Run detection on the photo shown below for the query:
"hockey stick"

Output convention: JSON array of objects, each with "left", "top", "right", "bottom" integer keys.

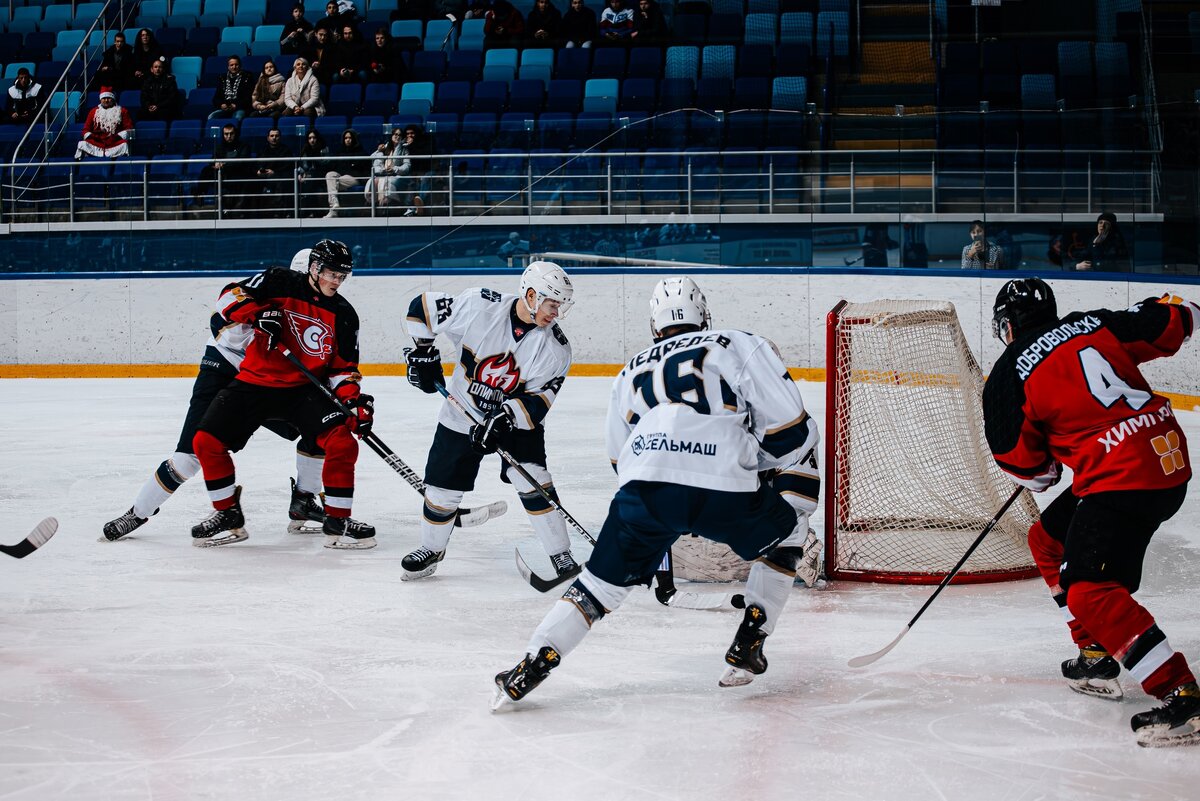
[
  {"left": 847, "top": 486, "right": 1024, "bottom": 668},
  {"left": 279, "top": 347, "right": 505, "bottom": 528},
  {"left": 0, "top": 518, "right": 58, "bottom": 559},
  {"left": 436, "top": 384, "right": 594, "bottom": 592}
]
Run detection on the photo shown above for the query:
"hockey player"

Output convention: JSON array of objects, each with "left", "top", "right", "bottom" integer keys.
[
  {"left": 983, "top": 278, "right": 1200, "bottom": 747},
  {"left": 493, "top": 277, "right": 821, "bottom": 708},
  {"left": 102, "top": 249, "right": 327, "bottom": 542},
  {"left": 190, "top": 239, "right": 376, "bottom": 549},
  {"left": 401, "top": 261, "right": 578, "bottom": 580}
]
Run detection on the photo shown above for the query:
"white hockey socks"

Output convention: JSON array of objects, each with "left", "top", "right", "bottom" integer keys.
[
  {"left": 527, "top": 569, "right": 631, "bottom": 657},
  {"left": 295, "top": 451, "right": 325, "bottom": 495},
  {"left": 509, "top": 462, "right": 571, "bottom": 555},
  {"left": 744, "top": 517, "right": 812, "bottom": 635},
  {"left": 420, "top": 485, "right": 464, "bottom": 551},
  {"left": 133, "top": 452, "right": 200, "bottom": 519}
]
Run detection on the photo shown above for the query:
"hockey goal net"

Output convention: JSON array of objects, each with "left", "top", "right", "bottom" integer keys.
[{"left": 825, "top": 299, "right": 1040, "bottom": 584}]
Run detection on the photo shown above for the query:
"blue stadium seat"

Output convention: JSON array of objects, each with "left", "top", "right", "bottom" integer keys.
[
  {"left": 696, "top": 78, "right": 731, "bottom": 110},
  {"left": 447, "top": 49, "right": 482, "bottom": 82},
  {"left": 727, "top": 109, "right": 766, "bottom": 148},
  {"left": 536, "top": 112, "right": 573, "bottom": 150},
  {"left": 400, "top": 80, "right": 435, "bottom": 116},
  {"left": 328, "top": 83, "right": 363, "bottom": 116},
  {"left": 485, "top": 48, "right": 518, "bottom": 70},
  {"left": 166, "top": 119, "right": 203, "bottom": 153},
  {"left": 409, "top": 50, "right": 446, "bottom": 82},
  {"left": 672, "top": 13, "right": 707, "bottom": 45},
  {"left": 620, "top": 78, "right": 657, "bottom": 113},
  {"left": 734, "top": 76, "right": 771, "bottom": 108},
  {"left": 482, "top": 64, "right": 516, "bottom": 84},
  {"left": 702, "top": 45, "right": 736, "bottom": 80},
  {"left": 744, "top": 13, "right": 777, "bottom": 47},
  {"left": 174, "top": 0, "right": 204, "bottom": 18},
  {"left": 748, "top": 0, "right": 778, "bottom": 12},
  {"left": 521, "top": 48, "right": 554, "bottom": 69},
  {"left": 239, "top": 116, "right": 276, "bottom": 144},
  {"left": 186, "top": 27, "right": 221, "bottom": 57},
  {"left": 72, "top": 4, "right": 107, "bottom": 28},
  {"left": 1057, "top": 41, "right": 1094, "bottom": 78},
  {"left": 707, "top": 14, "right": 744, "bottom": 47},
  {"left": 660, "top": 78, "right": 695, "bottom": 111},
  {"left": 183, "top": 86, "right": 216, "bottom": 117},
  {"left": 555, "top": 48, "right": 591, "bottom": 81},
  {"left": 461, "top": 112, "right": 499, "bottom": 151},
  {"left": 391, "top": 19, "right": 423, "bottom": 42},
  {"left": 574, "top": 112, "right": 612, "bottom": 149},
  {"left": 545, "top": 79, "right": 582, "bottom": 113},
  {"left": 41, "top": 6, "right": 73, "bottom": 32},
  {"left": 508, "top": 79, "right": 544, "bottom": 113},
  {"left": 56, "top": 29, "right": 86, "bottom": 50},
  {"left": 424, "top": 18, "right": 456, "bottom": 50},
  {"left": 434, "top": 81, "right": 472, "bottom": 114},
  {"left": 627, "top": 47, "right": 662, "bottom": 79},
  {"left": 362, "top": 83, "right": 399, "bottom": 115},
  {"left": 591, "top": 48, "right": 626, "bottom": 80},
  {"left": 518, "top": 63, "right": 551, "bottom": 87},
  {"left": 1020, "top": 73, "right": 1057, "bottom": 110},
  {"left": 426, "top": 113, "right": 461, "bottom": 150},
  {"left": 583, "top": 78, "right": 618, "bottom": 114},
  {"left": 738, "top": 44, "right": 773, "bottom": 78},
  {"left": 665, "top": 46, "right": 700, "bottom": 81},
  {"left": 713, "top": 0, "right": 744, "bottom": 15},
  {"left": 771, "top": 76, "right": 806, "bottom": 110},
  {"left": 314, "top": 115, "right": 349, "bottom": 142},
  {"left": 472, "top": 80, "right": 508, "bottom": 114},
  {"left": 459, "top": 18, "right": 485, "bottom": 50},
  {"left": 981, "top": 40, "right": 1016, "bottom": 75},
  {"left": 498, "top": 112, "right": 536, "bottom": 147},
  {"left": 815, "top": 11, "right": 848, "bottom": 57}
]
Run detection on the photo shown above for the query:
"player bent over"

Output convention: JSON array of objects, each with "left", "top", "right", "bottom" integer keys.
[
  {"left": 493, "top": 277, "right": 821, "bottom": 708},
  {"left": 983, "top": 279, "right": 1200, "bottom": 747},
  {"left": 190, "top": 240, "right": 376, "bottom": 548},
  {"left": 102, "top": 249, "right": 327, "bottom": 542},
  {"left": 401, "top": 261, "right": 578, "bottom": 580}
]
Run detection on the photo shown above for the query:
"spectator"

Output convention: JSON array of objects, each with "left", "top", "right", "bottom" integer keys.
[
  {"left": 306, "top": 27, "right": 336, "bottom": 86},
  {"left": 1076, "top": 212, "right": 1130, "bottom": 272},
  {"left": 598, "top": 0, "right": 635, "bottom": 44},
  {"left": 280, "top": 4, "right": 315, "bottom": 55},
  {"left": 526, "top": 0, "right": 563, "bottom": 47},
  {"left": 960, "top": 219, "right": 1003, "bottom": 269},
  {"left": 6, "top": 68, "right": 43, "bottom": 127},
  {"left": 130, "top": 29, "right": 163, "bottom": 88},
  {"left": 74, "top": 89, "right": 133, "bottom": 160},
  {"left": 496, "top": 230, "right": 530, "bottom": 262},
  {"left": 139, "top": 57, "right": 181, "bottom": 122},
  {"left": 595, "top": 231, "right": 620, "bottom": 257},
  {"left": 314, "top": 1, "right": 346, "bottom": 40},
  {"left": 435, "top": 0, "right": 467, "bottom": 18},
  {"left": 562, "top": 0, "right": 597, "bottom": 47},
  {"left": 197, "top": 123, "right": 252, "bottom": 213},
  {"left": 251, "top": 59, "right": 287, "bottom": 118},
  {"left": 209, "top": 56, "right": 255, "bottom": 121},
  {"left": 255, "top": 127, "right": 294, "bottom": 215},
  {"left": 630, "top": 0, "right": 666, "bottom": 45},
  {"left": 365, "top": 134, "right": 399, "bottom": 208},
  {"left": 324, "top": 128, "right": 368, "bottom": 217},
  {"left": 297, "top": 128, "right": 331, "bottom": 216},
  {"left": 368, "top": 27, "right": 404, "bottom": 84},
  {"left": 391, "top": 0, "right": 432, "bottom": 21},
  {"left": 400, "top": 124, "right": 432, "bottom": 216},
  {"left": 96, "top": 32, "right": 136, "bottom": 93},
  {"left": 283, "top": 57, "right": 325, "bottom": 120},
  {"left": 485, "top": 0, "right": 526, "bottom": 47},
  {"left": 333, "top": 24, "right": 370, "bottom": 83}
]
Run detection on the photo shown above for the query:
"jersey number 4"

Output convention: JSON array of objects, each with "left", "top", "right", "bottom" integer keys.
[{"left": 1078, "top": 347, "right": 1151, "bottom": 410}]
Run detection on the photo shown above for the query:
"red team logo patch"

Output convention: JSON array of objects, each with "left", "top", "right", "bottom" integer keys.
[
  {"left": 475, "top": 353, "right": 521, "bottom": 392},
  {"left": 286, "top": 311, "right": 334, "bottom": 358}
]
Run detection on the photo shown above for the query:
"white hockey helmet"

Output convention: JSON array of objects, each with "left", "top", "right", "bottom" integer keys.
[
  {"left": 289, "top": 248, "right": 312, "bottom": 272},
  {"left": 650, "top": 276, "right": 711, "bottom": 339},
  {"left": 519, "top": 260, "right": 575, "bottom": 319}
]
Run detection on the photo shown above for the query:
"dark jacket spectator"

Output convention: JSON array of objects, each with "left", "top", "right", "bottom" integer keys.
[
  {"left": 197, "top": 123, "right": 253, "bottom": 213},
  {"left": 401, "top": 124, "right": 432, "bottom": 215},
  {"left": 305, "top": 27, "right": 337, "bottom": 86},
  {"left": 630, "top": 0, "right": 666, "bottom": 45},
  {"left": 251, "top": 60, "right": 287, "bottom": 117},
  {"left": 1076, "top": 212, "right": 1130, "bottom": 272},
  {"left": 6, "top": 69, "right": 43, "bottom": 126},
  {"left": 526, "top": 0, "right": 563, "bottom": 47},
  {"left": 368, "top": 28, "right": 405, "bottom": 84},
  {"left": 562, "top": 0, "right": 597, "bottom": 48},
  {"left": 332, "top": 24, "right": 371, "bottom": 83},
  {"left": 390, "top": 0, "right": 432, "bottom": 21},
  {"left": 484, "top": 0, "right": 526, "bottom": 46},
  {"left": 139, "top": 57, "right": 181, "bottom": 121},
  {"left": 130, "top": 29, "right": 164, "bottom": 86},
  {"left": 280, "top": 5, "right": 315, "bottom": 54},
  {"left": 97, "top": 33, "right": 137, "bottom": 92},
  {"left": 313, "top": 1, "right": 346, "bottom": 39},
  {"left": 255, "top": 127, "right": 295, "bottom": 212},
  {"left": 323, "top": 128, "right": 369, "bottom": 217},
  {"left": 298, "top": 129, "right": 331, "bottom": 215},
  {"left": 210, "top": 56, "right": 255, "bottom": 120}
]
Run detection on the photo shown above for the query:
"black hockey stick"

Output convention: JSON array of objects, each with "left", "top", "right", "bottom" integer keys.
[
  {"left": 279, "top": 347, "right": 505, "bottom": 528},
  {"left": 436, "top": 385, "right": 593, "bottom": 592},
  {"left": 847, "top": 486, "right": 1024, "bottom": 668},
  {"left": 1, "top": 518, "right": 58, "bottom": 559}
]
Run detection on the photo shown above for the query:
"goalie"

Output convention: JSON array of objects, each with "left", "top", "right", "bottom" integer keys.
[{"left": 492, "top": 277, "right": 821, "bottom": 708}]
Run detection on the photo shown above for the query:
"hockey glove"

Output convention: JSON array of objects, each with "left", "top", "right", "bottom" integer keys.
[
  {"left": 256, "top": 309, "right": 285, "bottom": 350},
  {"left": 349, "top": 393, "right": 375, "bottom": 439},
  {"left": 404, "top": 343, "right": 444, "bottom": 394},
  {"left": 469, "top": 406, "right": 514, "bottom": 455}
]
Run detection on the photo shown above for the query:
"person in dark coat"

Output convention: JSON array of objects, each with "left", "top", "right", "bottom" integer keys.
[{"left": 139, "top": 57, "right": 181, "bottom": 121}]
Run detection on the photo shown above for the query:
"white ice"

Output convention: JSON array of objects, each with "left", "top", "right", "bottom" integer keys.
[{"left": 2, "top": 377, "right": 1199, "bottom": 801}]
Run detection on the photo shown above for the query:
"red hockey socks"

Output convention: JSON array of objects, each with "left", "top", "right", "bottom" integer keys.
[
  {"left": 317, "top": 425, "right": 358, "bottom": 519},
  {"left": 1067, "top": 580, "right": 1197, "bottom": 699},
  {"left": 191, "top": 430, "right": 238, "bottom": 509},
  {"left": 1028, "top": 521, "right": 1095, "bottom": 648}
]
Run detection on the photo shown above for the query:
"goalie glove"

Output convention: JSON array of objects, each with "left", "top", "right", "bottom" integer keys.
[
  {"left": 404, "top": 342, "right": 444, "bottom": 394},
  {"left": 470, "top": 405, "right": 514, "bottom": 455},
  {"left": 256, "top": 309, "right": 284, "bottom": 350}
]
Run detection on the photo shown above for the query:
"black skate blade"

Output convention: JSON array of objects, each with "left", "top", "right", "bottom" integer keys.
[
  {"left": 515, "top": 548, "right": 578, "bottom": 593},
  {"left": 193, "top": 528, "right": 248, "bottom": 547}
]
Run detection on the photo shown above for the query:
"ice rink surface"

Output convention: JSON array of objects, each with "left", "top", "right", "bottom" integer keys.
[{"left": 2, "top": 376, "right": 1199, "bottom": 801}]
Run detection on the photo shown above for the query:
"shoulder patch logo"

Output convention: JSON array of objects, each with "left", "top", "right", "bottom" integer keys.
[
  {"left": 476, "top": 353, "right": 521, "bottom": 393},
  {"left": 286, "top": 310, "right": 334, "bottom": 358}
]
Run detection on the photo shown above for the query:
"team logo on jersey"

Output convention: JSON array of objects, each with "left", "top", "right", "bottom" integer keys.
[
  {"left": 475, "top": 353, "right": 521, "bottom": 393},
  {"left": 286, "top": 311, "right": 333, "bottom": 358}
]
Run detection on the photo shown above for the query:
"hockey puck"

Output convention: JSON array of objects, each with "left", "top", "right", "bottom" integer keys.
[{"left": 731, "top": 594, "right": 745, "bottom": 609}]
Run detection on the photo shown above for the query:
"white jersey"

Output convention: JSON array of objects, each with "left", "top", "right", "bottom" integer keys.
[
  {"left": 606, "top": 329, "right": 819, "bottom": 493},
  {"left": 407, "top": 287, "right": 572, "bottom": 434},
  {"left": 205, "top": 285, "right": 254, "bottom": 371}
]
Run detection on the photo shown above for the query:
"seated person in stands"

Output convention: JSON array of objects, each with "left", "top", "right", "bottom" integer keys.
[
  {"left": 139, "top": 57, "right": 181, "bottom": 122},
  {"left": 305, "top": 27, "right": 337, "bottom": 86},
  {"left": 1075, "top": 212, "right": 1130, "bottom": 272},
  {"left": 368, "top": 27, "right": 404, "bottom": 84},
  {"left": 6, "top": 68, "right": 43, "bottom": 127},
  {"left": 251, "top": 59, "right": 287, "bottom": 118},
  {"left": 209, "top": 56, "right": 255, "bottom": 121},
  {"left": 562, "top": 0, "right": 597, "bottom": 48},
  {"left": 283, "top": 58, "right": 325, "bottom": 119},
  {"left": 198, "top": 123, "right": 253, "bottom": 213},
  {"left": 75, "top": 89, "right": 133, "bottom": 160},
  {"left": 333, "top": 24, "right": 371, "bottom": 83},
  {"left": 297, "top": 129, "right": 331, "bottom": 216},
  {"left": 598, "top": 0, "right": 635, "bottom": 44},
  {"left": 131, "top": 29, "right": 163, "bottom": 88},
  {"left": 280, "top": 5, "right": 315, "bottom": 55},
  {"left": 314, "top": 1, "right": 347, "bottom": 40},
  {"left": 526, "top": 0, "right": 563, "bottom": 48},
  {"left": 630, "top": 0, "right": 666, "bottom": 46},
  {"left": 96, "top": 32, "right": 137, "bottom": 93},
  {"left": 324, "top": 128, "right": 369, "bottom": 218},
  {"left": 400, "top": 124, "right": 432, "bottom": 216},
  {"left": 255, "top": 127, "right": 294, "bottom": 215},
  {"left": 484, "top": 0, "right": 526, "bottom": 47},
  {"left": 960, "top": 219, "right": 1003, "bottom": 270}
]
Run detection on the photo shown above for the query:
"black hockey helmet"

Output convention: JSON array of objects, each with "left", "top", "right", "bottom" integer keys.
[
  {"left": 309, "top": 239, "right": 353, "bottom": 274},
  {"left": 992, "top": 277, "right": 1057, "bottom": 341}
]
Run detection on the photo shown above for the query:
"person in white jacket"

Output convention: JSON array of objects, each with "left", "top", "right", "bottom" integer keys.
[{"left": 282, "top": 57, "right": 325, "bottom": 121}]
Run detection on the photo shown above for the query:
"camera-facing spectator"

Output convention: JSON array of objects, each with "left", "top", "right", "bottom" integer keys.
[
  {"left": 131, "top": 29, "right": 163, "bottom": 87},
  {"left": 280, "top": 5, "right": 314, "bottom": 54},
  {"left": 251, "top": 59, "right": 287, "bottom": 117},
  {"left": 365, "top": 134, "right": 399, "bottom": 208},
  {"left": 630, "top": 0, "right": 666, "bottom": 45},
  {"left": 6, "top": 68, "right": 42, "bottom": 127},
  {"left": 209, "top": 56, "right": 254, "bottom": 121},
  {"left": 526, "top": 0, "right": 563, "bottom": 47},
  {"left": 139, "top": 57, "right": 181, "bottom": 122},
  {"left": 74, "top": 89, "right": 133, "bottom": 160},
  {"left": 197, "top": 123, "right": 252, "bottom": 213},
  {"left": 314, "top": 1, "right": 347, "bottom": 40},
  {"left": 485, "top": 0, "right": 526, "bottom": 47},
  {"left": 297, "top": 128, "right": 331, "bottom": 215},
  {"left": 255, "top": 127, "right": 294, "bottom": 215},
  {"left": 399, "top": 124, "right": 432, "bottom": 216},
  {"left": 324, "top": 128, "right": 369, "bottom": 217},
  {"left": 305, "top": 27, "right": 336, "bottom": 86},
  {"left": 562, "top": 0, "right": 597, "bottom": 47},
  {"left": 1076, "top": 212, "right": 1130, "bottom": 272},
  {"left": 333, "top": 24, "right": 370, "bottom": 83},
  {"left": 961, "top": 220, "right": 1003, "bottom": 269},
  {"left": 368, "top": 27, "right": 404, "bottom": 84},
  {"left": 97, "top": 32, "right": 136, "bottom": 93},
  {"left": 283, "top": 57, "right": 325, "bottom": 120},
  {"left": 598, "top": 0, "right": 635, "bottom": 44}
]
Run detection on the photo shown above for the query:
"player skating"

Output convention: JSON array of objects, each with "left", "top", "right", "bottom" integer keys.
[
  {"left": 401, "top": 261, "right": 579, "bottom": 580},
  {"left": 189, "top": 239, "right": 376, "bottom": 549},
  {"left": 102, "top": 249, "right": 327, "bottom": 542},
  {"left": 983, "top": 279, "right": 1200, "bottom": 747},
  {"left": 492, "top": 277, "right": 821, "bottom": 708}
]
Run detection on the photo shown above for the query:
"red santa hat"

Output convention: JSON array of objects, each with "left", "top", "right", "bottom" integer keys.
[{"left": 99, "top": 87, "right": 115, "bottom": 100}]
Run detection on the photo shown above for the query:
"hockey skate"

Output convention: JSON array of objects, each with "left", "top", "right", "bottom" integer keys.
[
  {"left": 491, "top": 646, "right": 561, "bottom": 711},
  {"left": 101, "top": 507, "right": 154, "bottom": 542},
  {"left": 323, "top": 515, "right": 376, "bottom": 550},
  {"left": 719, "top": 604, "right": 769, "bottom": 688},
  {"left": 1131, "top": 683, "right": 1200, "bottom": 747},
  {"left": 191, "top": 487, "right": 247, "bottom": 547},
  {"left": 287, "top": 478, "right": 325, "bottom": 534},
  {"left": 551, "top": 550, "right": 582, "bottom": 579},
  {"left": 1062, "top": 645, "right": 1123, "bottom": 700},
  {"left": 401, "top": 546, "right": 445, "bottom": 580}
]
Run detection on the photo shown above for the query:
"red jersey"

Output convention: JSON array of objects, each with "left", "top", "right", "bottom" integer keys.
[
  {"left": 983, "top": 298, "right": 1196, "bottom": 496},
  {"left": 216, "top": 267, "right": 361, "bottom": 391}
]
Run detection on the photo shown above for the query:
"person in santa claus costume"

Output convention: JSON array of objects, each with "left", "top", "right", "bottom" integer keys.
[{"left": 75, "top": 89, "right": 133, "bottom": 160}]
